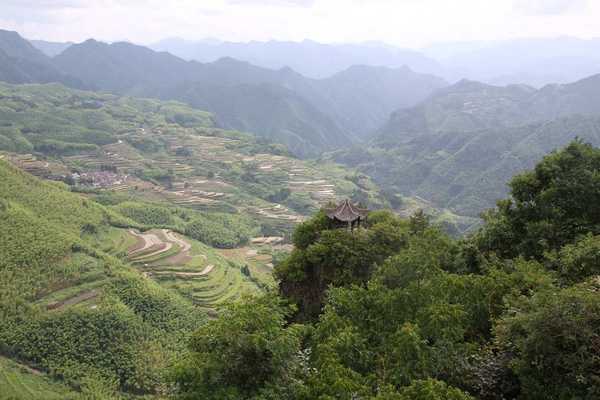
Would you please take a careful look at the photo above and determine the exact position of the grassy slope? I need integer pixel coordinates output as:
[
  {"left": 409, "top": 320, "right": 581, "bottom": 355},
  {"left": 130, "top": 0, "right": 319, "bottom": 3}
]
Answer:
[{"left": 0, "top": 356, "right": 78, "bottom": 400}]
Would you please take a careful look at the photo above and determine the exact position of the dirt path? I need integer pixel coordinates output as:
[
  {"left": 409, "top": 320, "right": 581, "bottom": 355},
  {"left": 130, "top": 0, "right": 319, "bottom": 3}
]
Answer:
[{"left": 199, "top": 264, "right": 214, "bottom": 275}]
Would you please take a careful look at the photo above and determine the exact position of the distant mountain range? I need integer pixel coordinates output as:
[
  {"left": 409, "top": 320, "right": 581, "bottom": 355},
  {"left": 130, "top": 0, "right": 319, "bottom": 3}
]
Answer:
[
  {"left": 329, "top": 75, "right": 600, "bottom": 216},
  {"left": 29, "top": 35, "right": 600, "bottom": 88},
  {"left": 150, "top": 37, "right": 600, "bottom": 87},
  {"left": 150, "top": 38, "right": 445, "bottom": 79}
]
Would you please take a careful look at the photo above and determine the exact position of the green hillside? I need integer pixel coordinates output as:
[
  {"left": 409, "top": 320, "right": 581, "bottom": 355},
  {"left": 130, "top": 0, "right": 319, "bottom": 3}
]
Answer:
[
  {"left": 0, "top": 82, "right": 393, "bottom": 395},
  {"left": 331, "top": 76, "right": 600, "bottom": 218},
  {"left": 170, "top": 141, "right": 600, "bottom": 400},
  {"left": 0, "top": 156, "right": 268, "bottom": 396},
  {"left": 0, "top": 82, "right": 385, "bottom": 227}
]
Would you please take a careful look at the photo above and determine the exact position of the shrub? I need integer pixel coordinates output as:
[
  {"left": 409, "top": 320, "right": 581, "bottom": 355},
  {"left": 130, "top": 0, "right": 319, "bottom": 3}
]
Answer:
[
  {"left": 185, "top": 213, "right": 255, "bottom": 249},
  {"left": 114, "top": 202, "right": 178, "bottom": 227}
]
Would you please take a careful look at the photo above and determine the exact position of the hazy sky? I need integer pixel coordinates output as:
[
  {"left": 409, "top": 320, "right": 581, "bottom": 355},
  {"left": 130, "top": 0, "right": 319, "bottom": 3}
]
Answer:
[{"left": 1, "top": 0, "right": 599, "bottom": 47}]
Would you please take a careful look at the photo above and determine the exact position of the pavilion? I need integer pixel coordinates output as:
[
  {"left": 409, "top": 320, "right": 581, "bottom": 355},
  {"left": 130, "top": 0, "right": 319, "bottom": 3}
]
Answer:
[{"left": 324, "top": 199, "right": 368, "bottom": 231}]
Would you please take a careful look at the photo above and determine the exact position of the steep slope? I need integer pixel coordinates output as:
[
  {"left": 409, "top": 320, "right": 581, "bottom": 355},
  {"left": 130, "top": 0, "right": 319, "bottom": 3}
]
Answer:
[
  {"left": 0, "top": 30, "right": 49, "bottom": 65},
  {"left": 0, "top": 30, "right": 79, "bottom": 86},
  {"left": 331, "top": 74, "right": 600, "bottom": 217},
  {"left": 0, "top": 48, "right": 31, "bottom": 83}
]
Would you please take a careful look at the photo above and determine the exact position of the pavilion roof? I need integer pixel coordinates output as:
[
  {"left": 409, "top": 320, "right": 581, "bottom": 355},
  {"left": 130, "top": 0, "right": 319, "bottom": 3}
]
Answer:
[{"left": 324, "top": 199, "right": 369, "bottom": 222}]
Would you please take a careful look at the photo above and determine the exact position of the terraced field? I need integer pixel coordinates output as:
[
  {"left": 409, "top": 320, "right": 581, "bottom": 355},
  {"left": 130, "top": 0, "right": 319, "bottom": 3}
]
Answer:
[
  {"left": 27, "top": 224, "right": 265, "bottom": 318},
  {"left": 123, "top": 228, "right": 264, "bottom": 311},
  {"left": 0, "top": 153, "right": 69, "bottom": 179},
  {"left": 13, "top": 125, "right": 380, "bottom": 228},
  {"left": 0, "top": 356, "right": 77, "bottom": 400},
  {"left": 31, "top": 252, "right": 111, "bottom": 313},
  {"left": 0, "top": 83, "right": 387, "bottom": 332}
]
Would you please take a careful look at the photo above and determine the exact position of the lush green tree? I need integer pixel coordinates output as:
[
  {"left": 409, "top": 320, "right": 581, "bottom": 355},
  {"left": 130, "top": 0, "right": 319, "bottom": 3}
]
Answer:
[
  {"left": 275, "top": 210, "right": 409, "bottom": 321},
  {"left": 495, "top": 280, "right": 600, "bottom": 400},
  {"left": 304, "top": 230, "right": 490, "bottom": 398},
  {"left": 290, "top": 210, "right": 331, "bottom": 250},
  {"left": 172, "top": 295, "right": 308, "bottom": 400},
  {"left": 376, "top": 379, "right": 474, "bottom": 400},
  {"left": 545, "top": 233, "right": 600, "bottom": 284},
  {"left": 409, "top": 209, "right": 431, "bottom": 235},
  {"left": 476, "top": 140, "right": 600, "bottom": 260}
]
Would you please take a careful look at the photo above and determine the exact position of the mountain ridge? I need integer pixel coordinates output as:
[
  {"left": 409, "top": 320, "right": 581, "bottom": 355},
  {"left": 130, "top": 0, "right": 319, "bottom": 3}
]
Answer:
[{"left": 51, "top": 38, "right": 446, "bottom": 155}]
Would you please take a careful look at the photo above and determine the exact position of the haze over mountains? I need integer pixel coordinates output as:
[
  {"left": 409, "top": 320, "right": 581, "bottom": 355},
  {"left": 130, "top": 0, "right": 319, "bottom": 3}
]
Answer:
[
  {"left": 149, "top": 38, "right": 445, "bottom": 79},
  {"left": 426, "top": 37, "right": 600, "bottom": 87},
  {"left": 32, "top": 35, "right": 600, "bottom": 88},
  {"left": 149, "top": 36, "right": 600, "bottom": 87}
]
